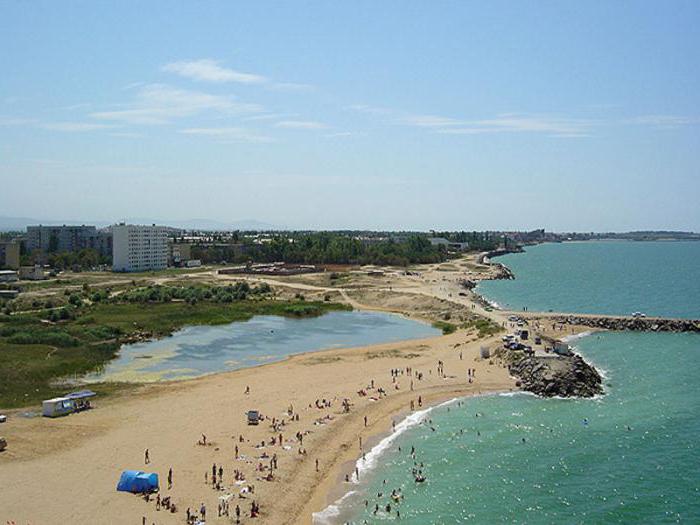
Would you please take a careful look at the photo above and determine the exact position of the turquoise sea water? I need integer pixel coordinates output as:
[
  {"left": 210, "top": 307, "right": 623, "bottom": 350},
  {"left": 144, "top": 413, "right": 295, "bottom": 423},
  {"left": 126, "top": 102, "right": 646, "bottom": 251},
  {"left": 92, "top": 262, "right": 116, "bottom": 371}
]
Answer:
[
  {"left": 324, "top": 242, "right": 700, "bottom": 524},
  {"left": 477, "top": 241, "right": 700, "bottom": 318},
  {"left": 88, "top": 311, "right": 439, "bottom": 382}
]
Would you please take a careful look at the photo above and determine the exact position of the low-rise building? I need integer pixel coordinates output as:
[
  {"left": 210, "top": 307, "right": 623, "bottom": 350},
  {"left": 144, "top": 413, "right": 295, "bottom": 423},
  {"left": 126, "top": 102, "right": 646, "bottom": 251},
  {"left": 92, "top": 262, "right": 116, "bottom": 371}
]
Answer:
[
  {"left": 19, "top": 265, "right": 46, "bottom": 281},
  {"left": 0, "top": 241, "right": 20, "bottom": 269},
  {"left": 112, "top": 224, "right": 169, "bottom": 272},
  {"left": 169, "top": 242, "right": 192, "bottom": 266},
  {"left": 428, "top": 237, "right": 470, "bottom": 251},
  {"left": 0, "top": 270, "right": 19, "bottom": 282}
]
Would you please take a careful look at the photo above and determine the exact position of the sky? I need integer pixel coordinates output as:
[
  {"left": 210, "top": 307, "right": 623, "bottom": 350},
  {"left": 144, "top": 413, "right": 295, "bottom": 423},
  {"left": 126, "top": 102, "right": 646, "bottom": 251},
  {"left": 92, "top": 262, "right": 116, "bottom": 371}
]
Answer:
[{"left": 1, "top": 1, "right": 699, "bottom": 231}]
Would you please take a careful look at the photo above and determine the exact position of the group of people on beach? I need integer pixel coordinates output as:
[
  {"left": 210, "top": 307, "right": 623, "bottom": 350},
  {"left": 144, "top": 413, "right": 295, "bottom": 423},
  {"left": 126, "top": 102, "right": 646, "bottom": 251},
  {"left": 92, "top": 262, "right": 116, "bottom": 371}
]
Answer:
[{"left": 128, "top": 325, "right": 491, "bottom": 525}]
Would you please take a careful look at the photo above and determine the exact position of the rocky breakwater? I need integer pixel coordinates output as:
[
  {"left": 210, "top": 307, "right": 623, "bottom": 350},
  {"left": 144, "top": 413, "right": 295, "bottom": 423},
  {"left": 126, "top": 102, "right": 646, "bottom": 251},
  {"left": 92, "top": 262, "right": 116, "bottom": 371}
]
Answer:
[
  {"left": 551, "top": 315, "right": 700, "bottom": 333},
  {"left": 508, "top": 353, "right": 604, "bottom": 398},
  {"left": 478, "top": 249, "right": 520, "bottom": 280}
]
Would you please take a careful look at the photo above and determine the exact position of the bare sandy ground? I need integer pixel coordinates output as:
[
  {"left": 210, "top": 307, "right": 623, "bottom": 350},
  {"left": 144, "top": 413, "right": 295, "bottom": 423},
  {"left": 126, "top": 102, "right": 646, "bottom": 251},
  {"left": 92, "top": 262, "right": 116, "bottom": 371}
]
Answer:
[{"left": 0, "top": 255, "right": 520, "bottom": 525}]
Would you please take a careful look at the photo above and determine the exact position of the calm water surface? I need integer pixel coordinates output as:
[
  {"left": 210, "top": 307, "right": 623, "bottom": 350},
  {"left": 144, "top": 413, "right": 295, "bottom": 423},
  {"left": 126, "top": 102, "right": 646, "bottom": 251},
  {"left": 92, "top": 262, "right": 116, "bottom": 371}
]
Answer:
[
  {"left": 89, "top": 311, "right": 439, "bottom": 382},
  {"left": 477, "top": 241, "right": 700, "bottom": 318}
]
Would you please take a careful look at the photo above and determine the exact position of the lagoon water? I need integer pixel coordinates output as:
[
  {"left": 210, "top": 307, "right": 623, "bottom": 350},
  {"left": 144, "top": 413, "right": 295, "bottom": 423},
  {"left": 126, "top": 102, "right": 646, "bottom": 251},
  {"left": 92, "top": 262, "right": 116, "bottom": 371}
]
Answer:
[
  {"left": 89, "top": 311, "right": 439, "bottom": 382},
  {"left": 325, "top": 242, "right": 700, "bottom": 524}
]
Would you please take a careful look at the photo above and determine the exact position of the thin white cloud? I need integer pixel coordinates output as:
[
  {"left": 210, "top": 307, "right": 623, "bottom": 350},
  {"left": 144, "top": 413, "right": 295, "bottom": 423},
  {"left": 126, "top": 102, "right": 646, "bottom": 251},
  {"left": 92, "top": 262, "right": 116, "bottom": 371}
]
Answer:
[
  {"left": 179, "top": 127, "right": 273, "bottom": 143},
  {"left": 626, "top": 115, "right": 699, "bottom": 128},
  {"left": 242, "top": 112, "right": 298, "bottom": 122},
  {"left": 347, "top": 104, "right": 394, "bottom": 115},
  {"left": 90, "top": 84, "right": 263, "bottom": 125},
  {"left": 268, "top": 82, "right": 315, "bottom": 92},
  {"left": 162, "top": 59, "right": 267, "bottom": 84},
  {"left": 40, "top": 121, "right": 114, "bottom": 132},
  {"left": 274, "top": 120, "right": 328, "bottom": 130},
  {"left": 353, "top": 101, "right": 699, "bottom": 138},
  {"left": 399, "top": 114, "right": 463, "bottom": 128},
  {"left": 0, "top": 116, "right": 36, "bottom": 126},
  {"left": 325, "top": 131, "right": 356, "bottom": 138},
  {"left": 449, "top": 114, "right": 594, "bottom": 136},
  {"left": 109, "top": 132, "right": 146, "bottom": 139}
]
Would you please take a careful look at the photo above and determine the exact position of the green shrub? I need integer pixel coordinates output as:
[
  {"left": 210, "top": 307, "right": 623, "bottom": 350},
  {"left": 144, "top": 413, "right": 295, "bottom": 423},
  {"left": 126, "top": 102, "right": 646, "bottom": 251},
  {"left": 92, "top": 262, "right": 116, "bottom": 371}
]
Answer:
[
  {"left": 432, "top": 321, "right": 457, "bottom": 335},
  {"left": 7, "top": 330, "right": 79, "bottom": 347}
]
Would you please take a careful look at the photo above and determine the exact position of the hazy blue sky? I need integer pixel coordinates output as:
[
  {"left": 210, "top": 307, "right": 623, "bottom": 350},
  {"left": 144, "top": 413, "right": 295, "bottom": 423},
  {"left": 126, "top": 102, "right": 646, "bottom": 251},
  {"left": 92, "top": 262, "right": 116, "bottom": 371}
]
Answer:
[{"left": 1, "top": 1, "right": 698, "bottom": 231}]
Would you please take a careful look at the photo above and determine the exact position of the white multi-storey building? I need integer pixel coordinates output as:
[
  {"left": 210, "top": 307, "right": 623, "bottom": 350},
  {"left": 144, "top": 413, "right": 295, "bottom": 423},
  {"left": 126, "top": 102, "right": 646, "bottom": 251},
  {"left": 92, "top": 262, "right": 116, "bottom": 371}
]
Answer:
[{"left": 112, "top": 224, "right": 169, "bottom": 272}]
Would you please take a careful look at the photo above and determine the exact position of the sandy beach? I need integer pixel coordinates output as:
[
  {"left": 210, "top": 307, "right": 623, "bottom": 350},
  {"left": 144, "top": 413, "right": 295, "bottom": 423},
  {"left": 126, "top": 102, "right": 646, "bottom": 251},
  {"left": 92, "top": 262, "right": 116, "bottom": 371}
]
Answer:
[
  {"left": 0, "top": 256, "right": 525, "bottom": 525},
  {"left": 0, "top": 336, "right": 513, "bottom": 525}
]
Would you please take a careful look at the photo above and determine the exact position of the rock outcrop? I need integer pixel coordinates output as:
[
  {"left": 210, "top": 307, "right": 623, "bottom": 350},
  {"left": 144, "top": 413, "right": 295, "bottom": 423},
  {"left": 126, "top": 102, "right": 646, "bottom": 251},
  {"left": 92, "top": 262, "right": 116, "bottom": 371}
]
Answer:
[{"left": 508, "top": 353, "right": 603, "bottom": 398}]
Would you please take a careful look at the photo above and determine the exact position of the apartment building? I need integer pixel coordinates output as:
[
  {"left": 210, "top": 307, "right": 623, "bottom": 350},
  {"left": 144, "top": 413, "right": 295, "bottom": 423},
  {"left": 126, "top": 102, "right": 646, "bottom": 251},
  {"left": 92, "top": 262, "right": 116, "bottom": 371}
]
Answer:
[
  {"left": 112, "top": 224, "right": 169, "bottom": 272},
  {"left": 26, "top": 225, "right": 112, "bottom": 257}
]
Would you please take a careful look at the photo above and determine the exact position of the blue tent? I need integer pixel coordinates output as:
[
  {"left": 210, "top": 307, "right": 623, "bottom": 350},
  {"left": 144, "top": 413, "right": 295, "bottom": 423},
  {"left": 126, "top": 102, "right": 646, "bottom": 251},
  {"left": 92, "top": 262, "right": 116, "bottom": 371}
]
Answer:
[{"left": 116, "top": 470, "right": 159, "bottom": 493}]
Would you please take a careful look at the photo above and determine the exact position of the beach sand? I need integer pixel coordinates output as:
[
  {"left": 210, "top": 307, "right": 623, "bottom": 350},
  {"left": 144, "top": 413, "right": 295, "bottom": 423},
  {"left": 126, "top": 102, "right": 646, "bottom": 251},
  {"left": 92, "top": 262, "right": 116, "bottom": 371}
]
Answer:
[{"left": 0, "top": 330, "right": 513, "bottom": 524}]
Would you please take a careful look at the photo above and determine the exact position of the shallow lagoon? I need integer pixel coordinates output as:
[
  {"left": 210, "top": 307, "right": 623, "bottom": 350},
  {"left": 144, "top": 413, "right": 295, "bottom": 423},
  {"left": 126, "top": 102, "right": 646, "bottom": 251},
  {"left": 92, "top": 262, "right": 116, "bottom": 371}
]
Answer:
[{"left": 88, "top": 310, "right": 440, "bottom": 382}]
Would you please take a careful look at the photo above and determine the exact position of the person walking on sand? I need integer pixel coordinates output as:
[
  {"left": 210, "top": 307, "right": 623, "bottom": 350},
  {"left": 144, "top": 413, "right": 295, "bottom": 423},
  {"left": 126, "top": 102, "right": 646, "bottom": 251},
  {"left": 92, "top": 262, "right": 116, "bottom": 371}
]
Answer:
[
  {"left": 315, "top": 458, "right": 320, "bottom": 472},
  {"left": 200, "top": 502, "right": 206, "bottom": 521},
  {"left": 144, "top": 449, "right": 150, "bottom": 464},
  {"left": 168, "top": 467, "right": 172, "bottom": 489}
]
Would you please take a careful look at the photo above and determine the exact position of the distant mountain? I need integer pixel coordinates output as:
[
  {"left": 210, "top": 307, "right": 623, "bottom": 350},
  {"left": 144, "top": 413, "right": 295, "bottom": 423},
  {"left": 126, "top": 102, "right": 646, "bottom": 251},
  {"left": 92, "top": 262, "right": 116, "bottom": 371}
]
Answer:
[{"left": 0, "top": 216, "right": 282, "bottom": 232}]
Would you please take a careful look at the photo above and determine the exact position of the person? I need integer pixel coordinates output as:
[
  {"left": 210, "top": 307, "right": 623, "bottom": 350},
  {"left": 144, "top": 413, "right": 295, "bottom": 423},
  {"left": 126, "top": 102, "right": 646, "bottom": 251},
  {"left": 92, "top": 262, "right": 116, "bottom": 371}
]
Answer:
[
  {"left": 235, "top": 504, "right": 241, "bottom": 523},
  {"left": 200, "top": 502, "right": 206, "bottom": 521},
  {"left": 364, "top": 415, "right": 368, "bottom": 427},
  {"left": 315, "top": 458, "right": 319, "bottom": 472},
  {"left": 144, "top": 449, "right": 150, "bottom": 464},
  {"left": 245, "top": 385, "right": 250, "bottom": 395},
  {"left": 168, "top": 467, "right": 173, "bottom": 489}
]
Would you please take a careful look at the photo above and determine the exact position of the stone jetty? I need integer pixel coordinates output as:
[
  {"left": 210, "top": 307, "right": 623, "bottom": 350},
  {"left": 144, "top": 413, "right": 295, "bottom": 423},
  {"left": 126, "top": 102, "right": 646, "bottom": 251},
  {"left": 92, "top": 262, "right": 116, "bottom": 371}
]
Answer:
[{"left": 546, "top": 315, "right": 700, "bottom": 333}]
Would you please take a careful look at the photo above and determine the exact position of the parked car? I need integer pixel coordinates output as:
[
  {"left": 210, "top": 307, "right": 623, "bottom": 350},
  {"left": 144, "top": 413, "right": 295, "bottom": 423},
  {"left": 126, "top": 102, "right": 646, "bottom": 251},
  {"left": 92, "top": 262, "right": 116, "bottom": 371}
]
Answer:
[{"left": 247, "top": 410, "right": 260, "bottom": 425}]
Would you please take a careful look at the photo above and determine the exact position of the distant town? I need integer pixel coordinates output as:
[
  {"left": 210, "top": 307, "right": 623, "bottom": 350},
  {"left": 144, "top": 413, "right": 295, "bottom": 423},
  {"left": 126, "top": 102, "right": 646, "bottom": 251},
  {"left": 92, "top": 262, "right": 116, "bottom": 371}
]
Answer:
[{"left": 0, "top": 223, "right": 698, "bottom": 292}]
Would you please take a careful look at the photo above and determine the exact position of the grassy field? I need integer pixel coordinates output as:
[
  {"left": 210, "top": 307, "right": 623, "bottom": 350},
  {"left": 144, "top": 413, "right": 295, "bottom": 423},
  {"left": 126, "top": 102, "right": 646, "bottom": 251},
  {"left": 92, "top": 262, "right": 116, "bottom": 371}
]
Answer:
[{"left": 0, "top": 299, "right": 350, "bottom": 410}]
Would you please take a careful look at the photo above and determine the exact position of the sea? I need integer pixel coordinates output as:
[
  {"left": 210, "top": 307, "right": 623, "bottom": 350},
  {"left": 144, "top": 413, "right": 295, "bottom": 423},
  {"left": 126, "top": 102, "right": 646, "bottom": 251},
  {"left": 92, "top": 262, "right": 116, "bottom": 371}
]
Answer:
[{"left": 316, "top": 241, "right": 700, "bottom": 524}]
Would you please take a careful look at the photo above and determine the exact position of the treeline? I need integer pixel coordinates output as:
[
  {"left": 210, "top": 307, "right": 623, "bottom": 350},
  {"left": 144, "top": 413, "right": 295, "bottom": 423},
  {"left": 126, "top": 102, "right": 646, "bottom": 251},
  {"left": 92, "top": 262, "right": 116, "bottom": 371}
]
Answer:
[
  {"left": 22, "top": 248, "right": 110, "bottom": 271},
  {"left": 192, "top": 233, "right": 448, "bottom": 266}
]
